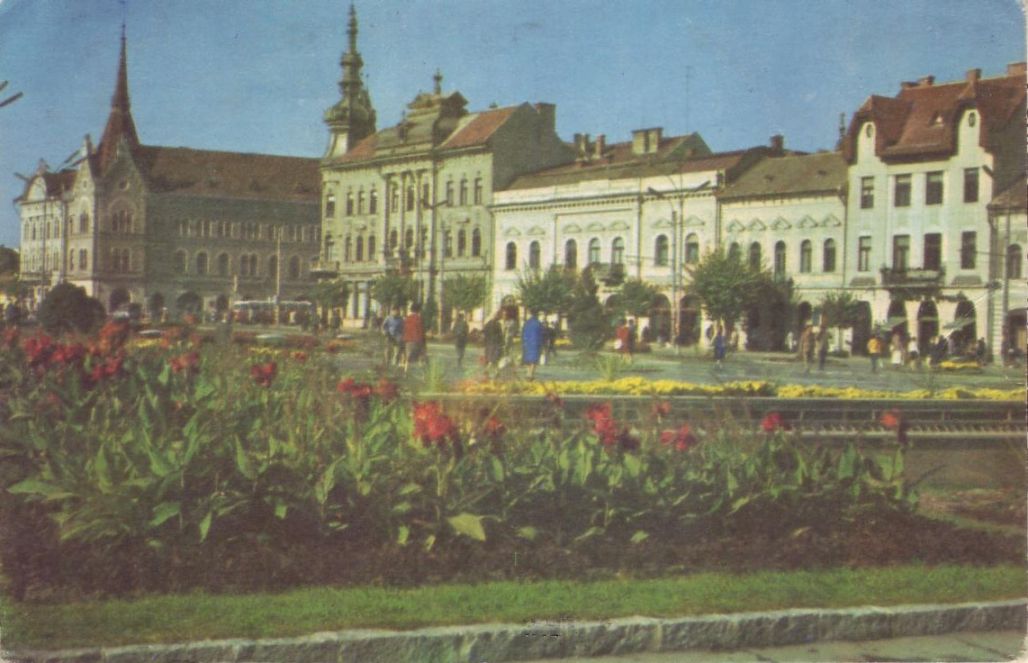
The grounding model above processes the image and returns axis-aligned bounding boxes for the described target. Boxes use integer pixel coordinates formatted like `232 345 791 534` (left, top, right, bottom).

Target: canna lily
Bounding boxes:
250 361 277 387
761 412 789 433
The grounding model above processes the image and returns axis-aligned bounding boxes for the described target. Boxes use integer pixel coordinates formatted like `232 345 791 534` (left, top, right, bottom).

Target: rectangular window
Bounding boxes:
858 236 871 272
963 168 979 203
923 233 942 270
892 234 910 271
960 231 976 269
79 249 88 271
860 177 874 209
925 172 943 205
894 174 911 207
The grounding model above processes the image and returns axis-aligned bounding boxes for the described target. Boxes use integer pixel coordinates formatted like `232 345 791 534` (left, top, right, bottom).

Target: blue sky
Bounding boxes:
0 0 1023 249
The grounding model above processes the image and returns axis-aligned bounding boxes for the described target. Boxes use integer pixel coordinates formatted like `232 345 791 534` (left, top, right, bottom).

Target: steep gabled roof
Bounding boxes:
719 152 847 200
136 146 320 201
439 106 520 150
843 65 1026 163
13 170 77 203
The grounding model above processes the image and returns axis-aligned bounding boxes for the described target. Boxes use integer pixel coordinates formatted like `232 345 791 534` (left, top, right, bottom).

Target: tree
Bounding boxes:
685 247 765 329
515 266 575 318
819 291 864 331
443 273 487 315
308 279 350 322
370 273 417 311
0 246 21 299
566 267 612 350
608 278 662 318
37 283 105 335
0 246 18 275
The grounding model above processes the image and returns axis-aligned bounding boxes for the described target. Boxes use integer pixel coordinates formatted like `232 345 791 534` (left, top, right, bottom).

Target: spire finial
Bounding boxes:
433 69 442 95
347 4 358 52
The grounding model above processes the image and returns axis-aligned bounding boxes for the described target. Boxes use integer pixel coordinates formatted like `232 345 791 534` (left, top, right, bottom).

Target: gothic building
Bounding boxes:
318 7 573 327
15 29 322 317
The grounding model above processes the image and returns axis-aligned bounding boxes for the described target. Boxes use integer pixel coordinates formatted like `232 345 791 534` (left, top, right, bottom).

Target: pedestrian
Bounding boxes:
626 318 638 364
799 324 815 373
452 312 469 368
816 326 829 370
974 338 988 366
785 330 795 353
383 306 405 366
713 326 726 368
521 310 544 380
615 318 630 361
890 331 904 369
402 302 426 372
542 318 557 364
907 336 920 369
482 311 504 377
867 334 882 373
330 308 341 335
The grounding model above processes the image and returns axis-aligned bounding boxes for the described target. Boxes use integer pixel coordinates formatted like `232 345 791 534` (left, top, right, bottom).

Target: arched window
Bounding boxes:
685 233 699 264
217 253 230 276
356 189 364 215
1007 244 1023 279
749 242 762 270
457 228 467 256
344 235 352 262
355 236 364 262
196 252 208 275
405 228 414 249
446 180 454 205
406 184 415 211
473 177 483 204
324 233 335 261
389 229 398 251
368 234 376 261
799 240 812 273
268 255 278 280
728 242 741 262
391 183 400 212
774 241 786 279
459 179 468 205
444 230 453 258
345 191 354 216
325 193 336 217
472 228 482 257
823 239 836 272
588 238 601 265
505 242 517 270
611 237 625 264
529 241 541 269
175 250 187 274
79 213 89 233
288 256 301 280
565 238 578 269
369 188 378 214
654 235 669 266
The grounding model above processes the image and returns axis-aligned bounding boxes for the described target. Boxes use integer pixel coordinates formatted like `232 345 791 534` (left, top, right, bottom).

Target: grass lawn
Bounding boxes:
3 564 1022 651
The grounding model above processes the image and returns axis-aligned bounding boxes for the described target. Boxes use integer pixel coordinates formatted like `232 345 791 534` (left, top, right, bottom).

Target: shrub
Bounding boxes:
36 283 106 335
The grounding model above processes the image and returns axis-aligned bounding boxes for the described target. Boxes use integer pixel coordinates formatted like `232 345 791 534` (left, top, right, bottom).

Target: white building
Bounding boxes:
491 129 775 344
840 63 1026 356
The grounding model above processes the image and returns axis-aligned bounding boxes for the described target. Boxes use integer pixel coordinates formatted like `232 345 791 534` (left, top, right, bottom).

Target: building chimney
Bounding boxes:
770 134 784 153
83 134 94 156
647 127 663 153
966 68 982 83
631 129 648 155
900 81 918 90
1007 62 1027 77
918 75 935 87
574 133 591 163
594 134 605 159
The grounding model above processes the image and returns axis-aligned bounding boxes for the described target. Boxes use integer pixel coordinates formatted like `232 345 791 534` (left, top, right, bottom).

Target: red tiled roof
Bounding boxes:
440 106 519 150
136 146 320 201
843 67 1026 163
14 169 77 203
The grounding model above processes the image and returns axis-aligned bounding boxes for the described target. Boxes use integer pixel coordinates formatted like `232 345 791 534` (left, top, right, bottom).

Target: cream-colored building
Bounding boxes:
491 129 775 344
840 63 1026 356
987 175 1027 359
318 8 571 327
718 150 848 348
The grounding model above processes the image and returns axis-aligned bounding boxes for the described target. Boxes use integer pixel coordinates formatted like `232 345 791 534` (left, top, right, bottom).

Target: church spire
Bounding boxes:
97 23 140 173
324 4 376 158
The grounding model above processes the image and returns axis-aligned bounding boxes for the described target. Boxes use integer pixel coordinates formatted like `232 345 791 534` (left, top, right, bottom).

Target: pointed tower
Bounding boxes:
324 4 376 158
96 25 141 174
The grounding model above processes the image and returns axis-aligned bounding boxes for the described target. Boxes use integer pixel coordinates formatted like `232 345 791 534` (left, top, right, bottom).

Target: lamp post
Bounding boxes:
421 197 451 332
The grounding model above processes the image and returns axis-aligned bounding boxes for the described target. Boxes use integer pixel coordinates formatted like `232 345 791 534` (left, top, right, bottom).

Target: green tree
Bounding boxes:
515 266 576 318
370 273 417 311
443 273 487 315
566 267 611 350
308 279 351 322
819 291 864 331
37 283 106 335
0 246 18 275
609 278 662 318
685 247 765 328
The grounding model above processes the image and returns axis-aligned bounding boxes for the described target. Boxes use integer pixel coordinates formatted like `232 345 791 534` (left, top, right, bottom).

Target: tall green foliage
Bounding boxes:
820 291 865 330
443 273 487 315
370 273 417 310
609 278 662 318
567 267 611 349
515 266 576 317
308 279 351 319
37 283 106 334
685 247 765 328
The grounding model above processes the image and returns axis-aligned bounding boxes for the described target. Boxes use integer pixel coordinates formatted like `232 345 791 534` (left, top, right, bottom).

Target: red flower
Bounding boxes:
51 343 87 367
374 377 399 402
22 333 55 367
651 401 672 419
761 412 788 433
250 361 277 387
880 409 902 429
86 354 124 386
94 320 130 356
291 351 309 363
170 351 200 374
545 391 565 409
482 415 506 442
412 401 459 448
660 424 699 452
2 327 19 350
586 402 618 447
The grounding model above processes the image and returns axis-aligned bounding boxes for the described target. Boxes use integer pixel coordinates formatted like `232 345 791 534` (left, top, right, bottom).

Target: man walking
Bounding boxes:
483 311 504 377
452 313 469 369
867 334 882 373
403 302 426 373
383 306 404 366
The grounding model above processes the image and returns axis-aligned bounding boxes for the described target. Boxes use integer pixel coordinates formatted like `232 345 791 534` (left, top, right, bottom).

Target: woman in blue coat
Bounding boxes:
521 310 544 379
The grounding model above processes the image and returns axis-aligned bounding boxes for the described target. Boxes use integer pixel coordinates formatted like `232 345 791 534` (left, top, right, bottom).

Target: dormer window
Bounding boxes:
864 124 874 138
931 112 944 126
968 112 977 127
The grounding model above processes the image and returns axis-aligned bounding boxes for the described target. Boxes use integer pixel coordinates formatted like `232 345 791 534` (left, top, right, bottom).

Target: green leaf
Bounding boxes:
630 530 649 544
198 511 213 542
573 525 605 543
397 525 410 546
234 439 256 480
489 456 505 483
274 502 288 520
838 444 857 480
516 526 538 541
399 482 422 496
148 502 181 528
157 362 172 387
623 453 642 479
194 378 217 402
8 479 71 500
423 533 436 552
447 512 487 542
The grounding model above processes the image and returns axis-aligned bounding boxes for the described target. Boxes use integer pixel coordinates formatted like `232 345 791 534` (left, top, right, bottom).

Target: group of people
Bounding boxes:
865 330 989 373
480 309 555 379
614 318 638 363
797 325 831 373
381 303 427 373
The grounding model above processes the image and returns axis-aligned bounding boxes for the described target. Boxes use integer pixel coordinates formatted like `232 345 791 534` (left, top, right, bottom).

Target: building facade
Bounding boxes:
491 129 776 344
840 63 1026 355
318 8 572 327
15 31 321 318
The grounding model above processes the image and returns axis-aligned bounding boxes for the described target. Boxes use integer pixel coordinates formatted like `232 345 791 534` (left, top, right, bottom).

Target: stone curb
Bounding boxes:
4 599 1024 663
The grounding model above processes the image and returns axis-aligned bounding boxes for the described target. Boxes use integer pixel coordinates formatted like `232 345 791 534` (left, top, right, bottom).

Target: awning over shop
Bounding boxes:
942 317 976 331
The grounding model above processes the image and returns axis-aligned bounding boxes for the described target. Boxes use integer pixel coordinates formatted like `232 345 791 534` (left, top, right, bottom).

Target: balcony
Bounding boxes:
309 260 340 279
880 266 945 288
590 262 626 286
